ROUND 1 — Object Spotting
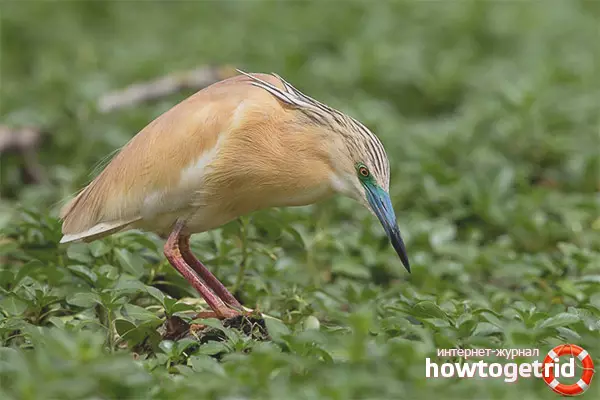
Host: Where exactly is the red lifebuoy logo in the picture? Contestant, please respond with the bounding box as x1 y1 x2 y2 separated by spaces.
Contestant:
542 344 595 396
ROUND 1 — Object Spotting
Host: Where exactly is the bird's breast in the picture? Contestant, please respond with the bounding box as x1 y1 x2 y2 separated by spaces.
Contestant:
261 181 334 208
192 173 335 229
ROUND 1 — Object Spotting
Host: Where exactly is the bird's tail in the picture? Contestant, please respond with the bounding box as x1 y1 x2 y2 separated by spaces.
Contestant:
59 183 138 243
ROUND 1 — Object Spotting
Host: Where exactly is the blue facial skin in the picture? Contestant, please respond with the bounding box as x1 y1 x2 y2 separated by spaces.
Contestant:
363 180 411 273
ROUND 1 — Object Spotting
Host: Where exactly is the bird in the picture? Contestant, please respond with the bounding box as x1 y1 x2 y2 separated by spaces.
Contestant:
59 70 410 320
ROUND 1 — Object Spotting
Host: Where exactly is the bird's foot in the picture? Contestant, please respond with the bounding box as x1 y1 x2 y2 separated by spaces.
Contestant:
160 308 268 343
190 306 260 331
191 313 268 340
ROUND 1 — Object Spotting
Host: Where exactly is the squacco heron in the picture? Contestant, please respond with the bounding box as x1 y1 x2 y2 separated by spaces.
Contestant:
60 71 410 319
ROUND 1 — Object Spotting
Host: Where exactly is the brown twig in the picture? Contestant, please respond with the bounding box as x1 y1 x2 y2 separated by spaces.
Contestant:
97 65 238 113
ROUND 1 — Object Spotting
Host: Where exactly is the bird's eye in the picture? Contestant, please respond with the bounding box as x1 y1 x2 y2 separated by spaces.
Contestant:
359 166 370 177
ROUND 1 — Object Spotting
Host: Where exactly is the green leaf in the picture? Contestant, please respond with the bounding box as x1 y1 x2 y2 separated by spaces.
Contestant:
0 295 28 315
170 301 196 314
47 316 66 329
14 260 45 285
122 304 159 323
189 355 226 375
96 264 120 282
472 322 503 337
566 307 600 331
66 292 101 308
159 340 175 355
66 243 93 264
114 249 146 278
115 318 137 339
163 297 178 315
425 318 451 328
0 270 14 288
196 341 228 356
113 278 146 295
536 313 580 330
331 260 370 280
175 338 200 355
283 225 306 249
556 327 582 341
145 286 165 305
67 264 98 284
89 241 110 258
481 312 504 330
264 316 290 341
412 301 447 320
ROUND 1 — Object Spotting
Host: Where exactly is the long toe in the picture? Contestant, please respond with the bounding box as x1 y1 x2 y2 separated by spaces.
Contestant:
193 307 241 321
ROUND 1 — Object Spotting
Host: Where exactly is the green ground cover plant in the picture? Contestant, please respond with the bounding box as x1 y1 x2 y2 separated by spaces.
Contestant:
1 1 599 399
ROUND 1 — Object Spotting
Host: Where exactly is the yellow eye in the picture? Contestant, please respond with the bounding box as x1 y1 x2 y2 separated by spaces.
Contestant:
359 166 370 177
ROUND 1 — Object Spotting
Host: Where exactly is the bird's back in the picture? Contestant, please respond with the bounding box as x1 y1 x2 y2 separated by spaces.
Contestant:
60 73 291 243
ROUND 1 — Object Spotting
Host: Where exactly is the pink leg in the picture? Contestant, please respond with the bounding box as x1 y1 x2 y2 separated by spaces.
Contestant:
164 220 238 319
178 234 243 310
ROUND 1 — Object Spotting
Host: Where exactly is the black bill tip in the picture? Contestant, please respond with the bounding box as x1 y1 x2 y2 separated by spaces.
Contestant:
390 226 411 273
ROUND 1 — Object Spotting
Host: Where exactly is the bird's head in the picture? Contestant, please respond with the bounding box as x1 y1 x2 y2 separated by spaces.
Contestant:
326 129 411 274
237 70 410 273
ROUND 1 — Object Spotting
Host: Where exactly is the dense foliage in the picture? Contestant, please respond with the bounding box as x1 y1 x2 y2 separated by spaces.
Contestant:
1 1 599 399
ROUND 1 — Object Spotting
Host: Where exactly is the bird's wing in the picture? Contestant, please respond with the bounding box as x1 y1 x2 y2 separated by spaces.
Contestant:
60 73 286 243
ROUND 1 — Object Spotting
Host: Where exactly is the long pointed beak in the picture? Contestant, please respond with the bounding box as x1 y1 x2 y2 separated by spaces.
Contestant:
365 186 411 273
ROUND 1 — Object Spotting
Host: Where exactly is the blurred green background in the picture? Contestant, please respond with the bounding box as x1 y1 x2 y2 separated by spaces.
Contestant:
1 1 599 399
